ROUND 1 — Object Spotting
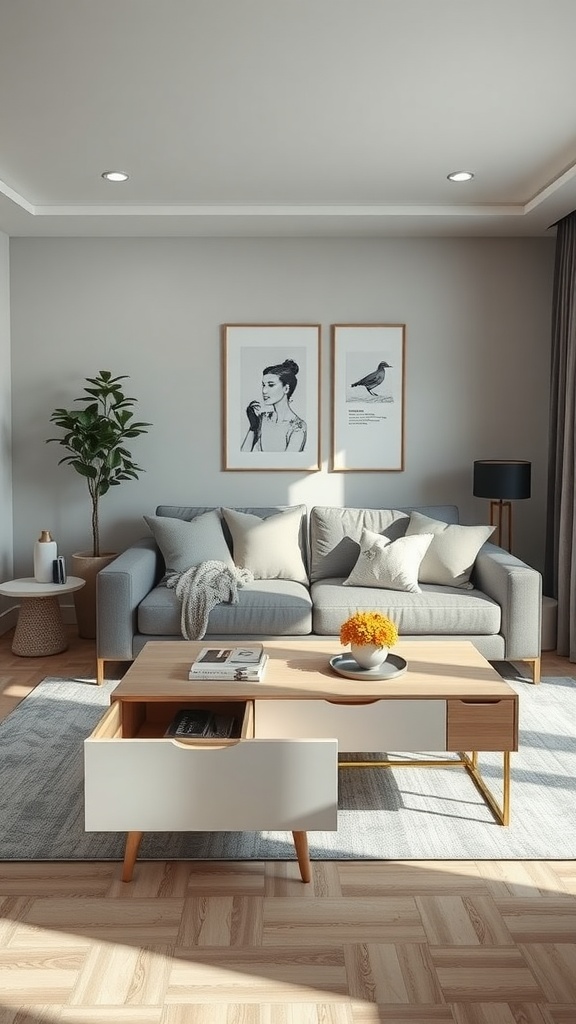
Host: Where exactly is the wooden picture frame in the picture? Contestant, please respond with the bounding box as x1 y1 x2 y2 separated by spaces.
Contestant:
222 324 321 471
331 323 405 471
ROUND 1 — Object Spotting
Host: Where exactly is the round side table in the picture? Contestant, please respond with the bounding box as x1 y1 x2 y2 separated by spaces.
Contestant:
0 576 86 657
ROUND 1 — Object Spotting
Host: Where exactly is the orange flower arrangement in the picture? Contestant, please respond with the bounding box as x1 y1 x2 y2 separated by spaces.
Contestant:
340 611 398 649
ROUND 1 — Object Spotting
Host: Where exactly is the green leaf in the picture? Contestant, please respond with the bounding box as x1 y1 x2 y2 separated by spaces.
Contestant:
71 462 97 478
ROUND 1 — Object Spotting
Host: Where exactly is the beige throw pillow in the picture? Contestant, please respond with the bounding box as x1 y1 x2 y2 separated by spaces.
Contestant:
221 507 308 583
144 510 234 575
343 528 434 593
405 511 495 588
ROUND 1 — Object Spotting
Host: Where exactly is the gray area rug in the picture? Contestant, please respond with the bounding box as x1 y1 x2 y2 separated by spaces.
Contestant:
1 665 575 861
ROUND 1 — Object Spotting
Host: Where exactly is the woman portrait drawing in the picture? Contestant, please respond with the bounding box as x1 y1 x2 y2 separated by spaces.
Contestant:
241 358 307 452
223 323 319 472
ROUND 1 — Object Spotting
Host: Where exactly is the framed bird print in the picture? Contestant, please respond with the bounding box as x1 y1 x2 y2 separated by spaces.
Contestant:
330 324 405 471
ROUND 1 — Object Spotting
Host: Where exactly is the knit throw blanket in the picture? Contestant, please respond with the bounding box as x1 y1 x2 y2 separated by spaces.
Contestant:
165 560 254 640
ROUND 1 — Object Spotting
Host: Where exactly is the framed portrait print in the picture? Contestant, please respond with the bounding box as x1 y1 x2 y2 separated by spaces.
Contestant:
331 323 405 471
222 324 321 471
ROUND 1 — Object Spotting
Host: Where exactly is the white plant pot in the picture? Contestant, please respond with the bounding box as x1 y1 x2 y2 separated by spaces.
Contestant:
350 644 389 670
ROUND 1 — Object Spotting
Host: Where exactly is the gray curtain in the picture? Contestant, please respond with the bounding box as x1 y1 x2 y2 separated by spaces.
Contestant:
545 210 576 659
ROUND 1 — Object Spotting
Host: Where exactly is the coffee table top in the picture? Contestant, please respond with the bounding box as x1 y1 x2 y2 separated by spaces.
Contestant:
111 639 516 703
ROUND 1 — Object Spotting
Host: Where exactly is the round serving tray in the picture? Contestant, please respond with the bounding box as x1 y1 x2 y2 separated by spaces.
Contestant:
329 652 408 682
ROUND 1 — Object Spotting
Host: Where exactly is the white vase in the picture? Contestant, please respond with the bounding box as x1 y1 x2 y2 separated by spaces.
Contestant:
34 530 57 583
350 643 389 670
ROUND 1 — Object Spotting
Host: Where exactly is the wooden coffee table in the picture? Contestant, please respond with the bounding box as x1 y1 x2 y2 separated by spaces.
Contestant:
85 639 518 882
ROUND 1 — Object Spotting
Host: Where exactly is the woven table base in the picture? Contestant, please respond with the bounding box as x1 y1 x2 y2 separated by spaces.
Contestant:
12 596 68 657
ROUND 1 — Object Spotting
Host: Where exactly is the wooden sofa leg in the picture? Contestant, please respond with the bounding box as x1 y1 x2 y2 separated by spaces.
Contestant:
524 657 541 684
96 658 106 685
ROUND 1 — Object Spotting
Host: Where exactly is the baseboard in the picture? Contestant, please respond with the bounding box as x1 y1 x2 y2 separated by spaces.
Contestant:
0 602 77 634
61 603 77 624
0 605 18 635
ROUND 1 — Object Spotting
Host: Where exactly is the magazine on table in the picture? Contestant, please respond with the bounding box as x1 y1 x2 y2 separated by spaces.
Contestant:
188 644 267 680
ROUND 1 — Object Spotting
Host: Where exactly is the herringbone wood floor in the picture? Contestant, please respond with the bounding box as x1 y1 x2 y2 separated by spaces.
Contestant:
1 628 575 1023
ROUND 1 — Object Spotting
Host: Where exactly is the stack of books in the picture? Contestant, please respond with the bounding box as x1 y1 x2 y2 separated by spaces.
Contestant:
188 644 268 681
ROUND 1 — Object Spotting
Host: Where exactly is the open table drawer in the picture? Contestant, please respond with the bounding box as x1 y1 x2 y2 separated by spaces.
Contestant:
85 699 338 833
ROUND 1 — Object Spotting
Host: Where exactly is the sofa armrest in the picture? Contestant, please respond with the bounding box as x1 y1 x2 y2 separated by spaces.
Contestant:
472 542 542 659
96 537 160 661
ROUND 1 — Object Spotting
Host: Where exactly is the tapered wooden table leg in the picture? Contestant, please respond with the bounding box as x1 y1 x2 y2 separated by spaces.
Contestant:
122 831 144 882
292 830 311 882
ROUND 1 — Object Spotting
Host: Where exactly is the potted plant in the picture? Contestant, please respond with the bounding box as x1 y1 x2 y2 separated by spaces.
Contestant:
47 370 151 637
339 610 399 669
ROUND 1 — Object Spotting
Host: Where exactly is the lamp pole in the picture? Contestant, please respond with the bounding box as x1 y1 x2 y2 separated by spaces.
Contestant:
489 498 512 552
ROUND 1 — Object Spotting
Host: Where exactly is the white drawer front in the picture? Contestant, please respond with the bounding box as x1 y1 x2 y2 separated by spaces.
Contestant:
254 699 447 751
85 736 338 832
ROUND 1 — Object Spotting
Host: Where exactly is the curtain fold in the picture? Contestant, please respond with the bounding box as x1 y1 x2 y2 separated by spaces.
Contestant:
545 210 576 659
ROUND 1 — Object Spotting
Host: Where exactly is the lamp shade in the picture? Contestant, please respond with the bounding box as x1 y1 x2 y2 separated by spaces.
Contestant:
473 460 531 500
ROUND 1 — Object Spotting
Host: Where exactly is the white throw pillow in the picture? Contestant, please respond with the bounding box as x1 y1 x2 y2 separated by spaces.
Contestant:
144 510 233 575
405 511 495 588
221 507 308 583
343 528 434 593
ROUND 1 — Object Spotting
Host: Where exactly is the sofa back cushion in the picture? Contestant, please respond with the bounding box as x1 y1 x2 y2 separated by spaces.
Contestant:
155 504 309 579
309 505 460 583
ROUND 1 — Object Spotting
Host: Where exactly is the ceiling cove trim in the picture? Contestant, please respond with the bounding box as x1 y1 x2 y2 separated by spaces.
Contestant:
0 190 525 220
524 160 576 213
2 155 576 220
0 179 34 215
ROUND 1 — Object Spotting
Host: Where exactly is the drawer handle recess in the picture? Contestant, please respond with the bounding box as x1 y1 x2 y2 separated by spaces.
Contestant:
457 699 504 706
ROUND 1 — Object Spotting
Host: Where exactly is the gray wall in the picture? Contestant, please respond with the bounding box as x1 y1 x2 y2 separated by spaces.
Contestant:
9 236 554 579
0 231 13 628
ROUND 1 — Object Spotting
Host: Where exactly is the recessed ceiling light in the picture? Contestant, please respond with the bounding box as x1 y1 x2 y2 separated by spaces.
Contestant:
101 170 129 182
447 171 474 182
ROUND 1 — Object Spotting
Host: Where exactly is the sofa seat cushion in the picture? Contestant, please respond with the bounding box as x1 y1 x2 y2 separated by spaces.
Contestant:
311 579 501 636
138 579 313 636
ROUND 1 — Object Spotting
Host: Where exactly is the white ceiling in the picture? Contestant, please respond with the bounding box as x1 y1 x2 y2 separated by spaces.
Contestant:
2 0 576 239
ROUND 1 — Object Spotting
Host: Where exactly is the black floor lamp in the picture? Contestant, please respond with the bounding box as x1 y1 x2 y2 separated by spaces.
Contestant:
473 460 531 552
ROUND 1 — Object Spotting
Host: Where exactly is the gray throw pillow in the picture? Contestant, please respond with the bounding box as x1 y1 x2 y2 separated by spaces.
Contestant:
405 510 495 588
144 510 233 575
343 528 434 592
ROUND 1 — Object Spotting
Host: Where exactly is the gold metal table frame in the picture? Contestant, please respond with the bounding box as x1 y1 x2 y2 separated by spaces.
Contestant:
340 750 511 826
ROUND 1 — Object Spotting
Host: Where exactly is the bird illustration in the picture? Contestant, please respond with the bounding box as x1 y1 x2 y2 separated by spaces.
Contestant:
351 361 391 395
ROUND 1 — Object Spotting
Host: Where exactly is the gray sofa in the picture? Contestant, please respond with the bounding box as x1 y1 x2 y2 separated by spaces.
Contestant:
96 503 542 684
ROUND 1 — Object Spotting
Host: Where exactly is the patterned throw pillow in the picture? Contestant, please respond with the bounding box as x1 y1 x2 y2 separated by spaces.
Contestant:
343 528 433 592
